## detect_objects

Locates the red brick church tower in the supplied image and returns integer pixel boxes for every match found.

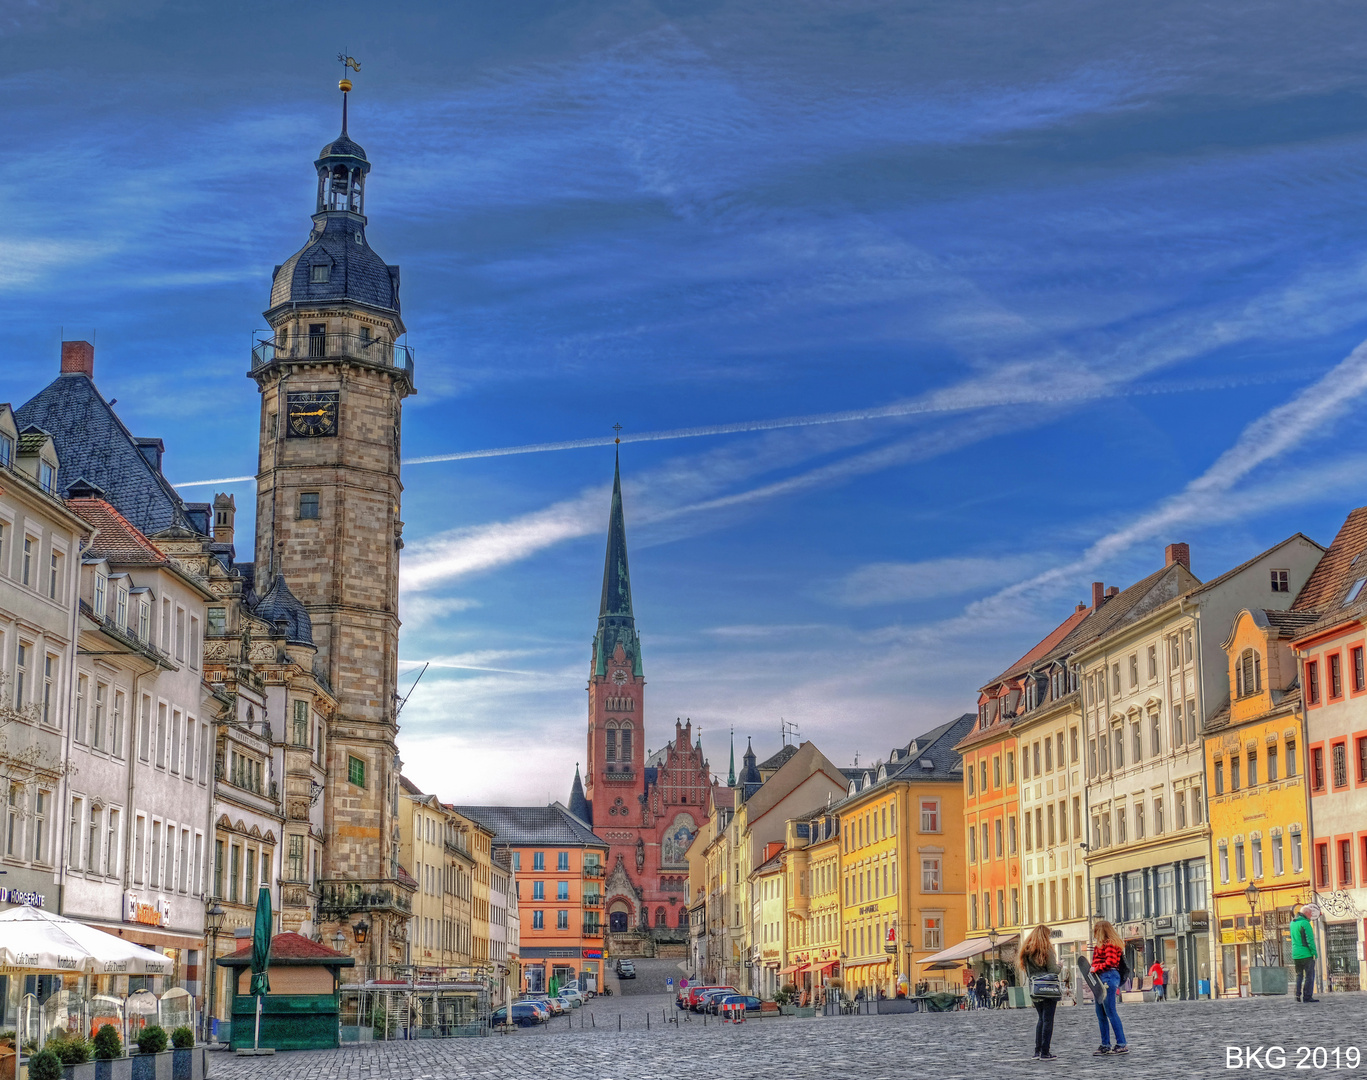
[571,450,714,946]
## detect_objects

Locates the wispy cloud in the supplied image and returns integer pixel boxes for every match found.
[836,556,1039,607]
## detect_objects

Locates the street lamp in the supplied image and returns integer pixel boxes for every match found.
[1245,881,1261,969]
[987,926,999,984]
[332,930,346,953]
[354,919,370,945]
[204,902,225,1044]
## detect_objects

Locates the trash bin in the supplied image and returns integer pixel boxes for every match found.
[1198,979,1211,999]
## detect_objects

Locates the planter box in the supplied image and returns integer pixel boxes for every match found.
[129,1051,172,1080]
[93,1059,133,1080]
[1007,987,1028,1009]
[63,1063,96,1080]
[793,1007,816,1018]
[1250,966,1289,996]
[777,1005,796,1016]
[874,999,917,1015]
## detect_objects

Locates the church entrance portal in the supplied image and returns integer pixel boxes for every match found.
[610,911,629,933]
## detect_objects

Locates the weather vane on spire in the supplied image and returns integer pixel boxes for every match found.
[613,423,623,445]
[336,52,361,132]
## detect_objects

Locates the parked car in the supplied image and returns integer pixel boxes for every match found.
[702,988,745,1014]
[714,994,764,1015]
[616,959,636,978]
[558,989,586,1008]
[686,985,734,1010]
[490,1002,544,1028]
[694,987,739,1012]
[518,995,555,1019]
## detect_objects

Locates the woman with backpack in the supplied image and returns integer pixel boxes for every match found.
[1090,920,1129,1056]
[1019,924,1063,1060]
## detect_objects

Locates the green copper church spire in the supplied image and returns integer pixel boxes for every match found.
[593,437,643,678]
[727,729,736,786]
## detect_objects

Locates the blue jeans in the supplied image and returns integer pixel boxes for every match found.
[1094,970,1126,1047]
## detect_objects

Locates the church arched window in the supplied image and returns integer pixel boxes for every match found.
[605,722,617,762]
[620,722,633,762]
[656,907,667,927]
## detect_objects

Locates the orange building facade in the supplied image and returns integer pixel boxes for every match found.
[454,804,608,993]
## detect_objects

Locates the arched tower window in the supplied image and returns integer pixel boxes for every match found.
[605,722,618,763]
[620,721,633,763]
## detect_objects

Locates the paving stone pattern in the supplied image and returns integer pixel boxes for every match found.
[209,992,1367,1080]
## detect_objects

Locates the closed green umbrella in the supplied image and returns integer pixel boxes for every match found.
[250,884,272,1049]
[548,975,559,998]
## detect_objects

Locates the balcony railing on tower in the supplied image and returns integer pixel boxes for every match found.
[252,331,415,383]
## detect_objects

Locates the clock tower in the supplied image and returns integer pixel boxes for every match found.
[251,80,414,967]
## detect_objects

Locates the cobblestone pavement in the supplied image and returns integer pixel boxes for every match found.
[209,992,1367,1080]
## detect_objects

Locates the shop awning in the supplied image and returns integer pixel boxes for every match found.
[918,934,1019,966]
[777,963,809,976]
[842,956,891,969]
[819,962,839,975]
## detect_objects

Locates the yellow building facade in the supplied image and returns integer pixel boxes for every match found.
[781,810,841,999]
[838,716,973,997]
[1207,608,1315,996]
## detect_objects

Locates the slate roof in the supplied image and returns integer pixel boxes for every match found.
[451,803,606,848]
[1263,610,1322,638]
[567,767,591,825]
[269,211,401,316]
[845,714,974,797]
[67,498,169,566]
[252,574,314,646]
[758,744,799,773]
[15,373,197,536]
[318,131,369,169]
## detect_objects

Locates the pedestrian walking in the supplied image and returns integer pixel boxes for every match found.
[1019,924,1063,1061]
[1090,920,1129,1056]
[975,973,988,1009]
[1147,959,1165,1001]
[1291,904,1320,1003]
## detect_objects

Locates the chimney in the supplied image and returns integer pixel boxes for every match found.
[213,492,236,545]
[1075,602,1088,613]
[1165,542,1191,569]
[61,340,94,378]
[1106,585,1119,598]
[1091,582,1106,609]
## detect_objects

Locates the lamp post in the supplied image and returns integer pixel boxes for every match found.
[1245,882,1261,970]
[987,926,999,985]
[204,901,225,1044]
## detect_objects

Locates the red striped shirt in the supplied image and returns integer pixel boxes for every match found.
[1091,942,1123,974]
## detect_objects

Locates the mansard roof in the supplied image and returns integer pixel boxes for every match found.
[269,212,401,317]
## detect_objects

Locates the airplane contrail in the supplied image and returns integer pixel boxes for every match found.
[170,371,1299,488]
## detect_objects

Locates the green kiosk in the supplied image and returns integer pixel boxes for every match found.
[219,932,356,1050]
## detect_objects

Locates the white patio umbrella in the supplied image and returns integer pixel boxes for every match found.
[0,906,173,975]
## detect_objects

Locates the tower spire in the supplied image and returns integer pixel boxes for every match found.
[593,439,641,677]
[727,729,736,786]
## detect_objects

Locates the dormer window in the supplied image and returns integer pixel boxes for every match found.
[0,433,11,468]
[94,572,107,618]
[310,264,331,284]
[38,461,55,494]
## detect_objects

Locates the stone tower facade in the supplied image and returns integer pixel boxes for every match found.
[250,86,415,969]
[580,453,713,946]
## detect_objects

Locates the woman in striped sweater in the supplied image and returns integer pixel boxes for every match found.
[1090,920,1129,1056]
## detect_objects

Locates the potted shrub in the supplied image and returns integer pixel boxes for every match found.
[93,1024,128,1080]
[169,1028,194,1080]
[132,1027,167,1080]
[774,982,799,1015]
[29,1050,64,1080]
[47,1032,94,1080]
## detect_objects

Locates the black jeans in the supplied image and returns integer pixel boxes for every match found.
[1295,958,1316,1000]
[1034,998,1057,1054]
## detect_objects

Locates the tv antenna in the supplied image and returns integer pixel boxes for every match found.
[780,718,801,746]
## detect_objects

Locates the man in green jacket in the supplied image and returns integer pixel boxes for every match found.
[1291,903,1320,1003]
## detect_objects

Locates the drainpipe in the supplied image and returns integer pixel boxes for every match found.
[56,529,94,919]
[1290,645,1324,996]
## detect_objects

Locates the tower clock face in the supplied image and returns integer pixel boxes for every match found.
[286,392,339,438]
[613,669,628,685]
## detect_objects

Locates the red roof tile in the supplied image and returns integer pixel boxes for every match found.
[227,931,350,961]
[67,498,169,566]
[1293,507,1367,613]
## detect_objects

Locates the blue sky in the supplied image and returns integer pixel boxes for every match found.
[8,1,1367,803]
